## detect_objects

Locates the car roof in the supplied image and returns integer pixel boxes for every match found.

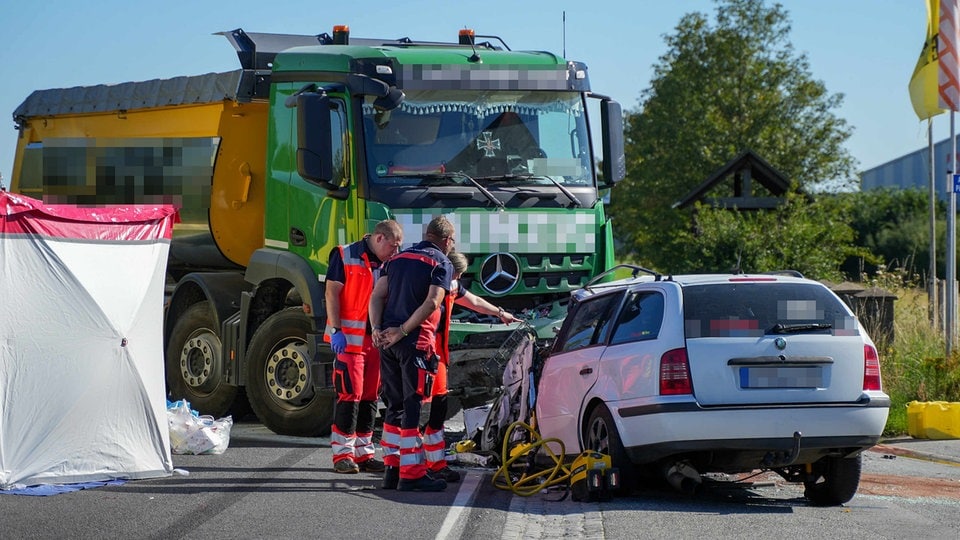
[576,272,821,299]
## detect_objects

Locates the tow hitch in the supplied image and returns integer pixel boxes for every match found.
[761,431,802,467]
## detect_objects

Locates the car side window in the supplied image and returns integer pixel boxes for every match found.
[556,292,622,353]
[610,291,664,345]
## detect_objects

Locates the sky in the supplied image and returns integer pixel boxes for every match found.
[0,0,936,188]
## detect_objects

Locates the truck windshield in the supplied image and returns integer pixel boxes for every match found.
[362,90,592,186]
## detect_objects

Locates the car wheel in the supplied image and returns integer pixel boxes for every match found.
[480,393,508,453]
[803,454,862,506]
[584,404,633,494]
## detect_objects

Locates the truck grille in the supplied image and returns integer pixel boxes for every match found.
[459,252,595,296]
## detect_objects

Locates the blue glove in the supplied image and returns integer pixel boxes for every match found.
[331,331,347,354]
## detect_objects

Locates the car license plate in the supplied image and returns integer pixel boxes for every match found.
[739,366,823,388]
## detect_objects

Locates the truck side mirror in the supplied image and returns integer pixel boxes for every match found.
[346,74,405,111]
[295,92,335,186]
[600,99,625,186]
[374,87,405,112]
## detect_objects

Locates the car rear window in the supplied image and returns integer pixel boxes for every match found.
[682,282,855,338]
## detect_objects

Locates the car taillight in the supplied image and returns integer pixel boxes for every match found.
[660,348,692,395]
[863,344,882,391]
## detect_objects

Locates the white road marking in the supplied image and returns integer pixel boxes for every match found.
[435,469,483,540]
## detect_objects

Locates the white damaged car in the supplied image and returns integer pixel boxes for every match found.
[535,267,890,505]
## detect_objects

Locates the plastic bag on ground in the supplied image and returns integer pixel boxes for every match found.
[166,400,233,455]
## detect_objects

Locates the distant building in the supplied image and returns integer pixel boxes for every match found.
[861,136,959,197]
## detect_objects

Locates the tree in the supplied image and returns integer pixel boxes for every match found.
[611,0,857,274]
[674,193,869,282]
[837,188,945,279]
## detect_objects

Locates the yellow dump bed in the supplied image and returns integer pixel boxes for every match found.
[11,71,268,269]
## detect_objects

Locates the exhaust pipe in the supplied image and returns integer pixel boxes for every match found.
[663,461,701,495]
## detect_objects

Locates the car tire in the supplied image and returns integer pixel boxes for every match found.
[803,454,862,506]
[480,393,508,453]
[584,404,634,495]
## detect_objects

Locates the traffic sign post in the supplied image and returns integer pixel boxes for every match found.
[949,167,958,357]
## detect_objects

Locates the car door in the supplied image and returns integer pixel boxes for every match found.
[537,290,623,448]
[592,287,671,402]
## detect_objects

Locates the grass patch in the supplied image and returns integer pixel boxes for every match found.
[867,272,960,436]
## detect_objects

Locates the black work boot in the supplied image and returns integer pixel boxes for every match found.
[398,474,447,492]
[431,466,461,483]
[381,466,399,490]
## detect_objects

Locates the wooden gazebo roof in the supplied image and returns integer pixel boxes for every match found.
[673,150,791,210]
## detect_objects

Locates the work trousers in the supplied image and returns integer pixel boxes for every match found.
[423,361,449,472]
[331,335,380,465]
[380,342,432,479]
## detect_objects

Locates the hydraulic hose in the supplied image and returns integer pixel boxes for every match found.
[491,421,572,497]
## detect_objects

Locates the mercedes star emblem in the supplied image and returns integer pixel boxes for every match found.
[479,252,521,295]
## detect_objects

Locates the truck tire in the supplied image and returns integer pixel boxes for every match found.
[165,302,237,417]
[803,454,862,506]
[245,307,334,436]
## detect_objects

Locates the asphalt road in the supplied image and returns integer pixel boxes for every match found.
[3,422,960,540]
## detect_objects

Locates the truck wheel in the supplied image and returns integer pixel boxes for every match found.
[803,454,862,506]
[245,307,334,436]
[584,404,634,494]
[165,302,237,417]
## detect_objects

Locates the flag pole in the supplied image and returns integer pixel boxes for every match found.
[930,120,939,330]
[940,0,960,357]
[912,0,946,331]
[949,112,957,356]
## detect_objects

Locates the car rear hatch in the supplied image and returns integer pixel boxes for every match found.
[681,279,869,406]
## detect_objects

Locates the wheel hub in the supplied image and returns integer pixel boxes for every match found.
[264,341,313,404]
[180,331,220,391]
[587,417,611,455]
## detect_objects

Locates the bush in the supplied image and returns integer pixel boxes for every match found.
[870,269,960,436]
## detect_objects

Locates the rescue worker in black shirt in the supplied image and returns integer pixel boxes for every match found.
[369,215,455,492]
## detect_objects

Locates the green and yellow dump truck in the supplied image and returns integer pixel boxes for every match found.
[9,27,625,435]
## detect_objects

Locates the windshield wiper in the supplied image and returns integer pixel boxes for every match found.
[377,172,504,208]
[475,173,582,208]
[542,175,582,208]
[769,323,833,334]
[432,172,505,209]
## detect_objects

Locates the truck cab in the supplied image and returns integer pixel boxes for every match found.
[269,28,625,413]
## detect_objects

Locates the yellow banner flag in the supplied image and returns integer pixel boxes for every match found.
[911,0,945,119]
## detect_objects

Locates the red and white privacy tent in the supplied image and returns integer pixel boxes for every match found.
[0,191,177,488]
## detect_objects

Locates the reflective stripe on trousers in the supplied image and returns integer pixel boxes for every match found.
[399,427,427,479]
[423,425,446,471]
[382,423,401,468]
[355,431,375,461]
[331,426,355,463]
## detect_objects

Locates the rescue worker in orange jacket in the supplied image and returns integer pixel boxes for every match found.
[325,219,403,474]
[423,251,519,481]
